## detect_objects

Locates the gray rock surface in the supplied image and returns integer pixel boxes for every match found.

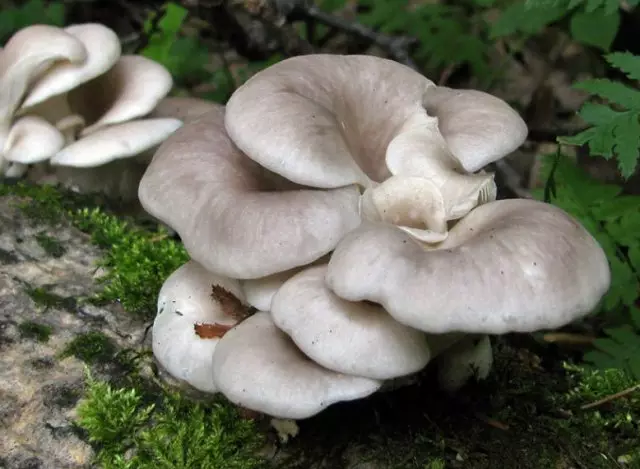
[0,195,149,469]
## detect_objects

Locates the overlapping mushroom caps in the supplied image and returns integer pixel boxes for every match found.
[138,102,361,279]
[140,54,611,421]
[327,198,611,332]
[0,23,182,198]
[224,54,528,241]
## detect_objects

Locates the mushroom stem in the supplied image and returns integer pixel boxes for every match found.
[55,114,86,144]
[437,335,493,391]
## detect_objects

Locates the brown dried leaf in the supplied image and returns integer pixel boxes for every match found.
[211,284,249,320]
[194,322,233,339]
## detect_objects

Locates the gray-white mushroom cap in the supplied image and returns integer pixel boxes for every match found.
[212,312,382,419]
[270,265,432,380]
[2,115,65,164]
[240,255,330,311]
[72,55,174,136]
[422,86,528,173]
[240,267,303,311]
[138,104,361,279]
[224,54,526,239]
[0,25,86,146]
[50,117,182,167]
[19,23,121,110]
[152,260,246,394]
[327,198,611,335]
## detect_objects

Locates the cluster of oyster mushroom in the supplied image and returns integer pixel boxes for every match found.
[0,23,182,200]
[138,54,611,422]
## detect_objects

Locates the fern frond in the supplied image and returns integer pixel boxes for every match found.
[537,155,640,376]
[559,54,640,178]
[584,308,640,379]
[526,0,639,14]
[606,52,640,82]
[496,0,622,50]
[534,154,640,311]
[358,1,492,81]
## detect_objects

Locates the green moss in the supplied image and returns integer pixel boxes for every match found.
[18,321,52,342]
[61,331,117,365]
[272,341,639,469]
[1,181,188,319]
[76,373,267,469]
[71,207,188,319]
[560,364,639,464]
[5,176,638,469]
[35,231,66,258]
[25,286,77,312]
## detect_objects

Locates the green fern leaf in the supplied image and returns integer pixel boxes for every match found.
[490,2,567,38]
[606,52,640,82]
[359,1,491,81]
[534,154,640,311]
[560,71,640,178]
[574,78,640,108]
[0,0,66,41]
[584,321,640,379]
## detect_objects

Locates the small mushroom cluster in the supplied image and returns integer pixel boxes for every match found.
[139,55,611,421]
[0,23,182,199]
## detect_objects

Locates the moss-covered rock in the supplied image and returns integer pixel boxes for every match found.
[1,180,638,469]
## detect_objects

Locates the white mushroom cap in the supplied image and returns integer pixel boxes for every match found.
[20,23,121,110]
[224,54,519,232]
[381,111,498,224]
[225,54,433,189]
[241,268,302,311]
[0,25,86,130]
[212,312,382,419]
[68,55,173,136]
[225,55,526,192]
[149,96,222,124]
[152,260,246,394]
[327,199,611,335]
[240,255,330,310]
[49,118,183,167]
[138,104,361,279]
[270,265,431,380]
[360,174,495,243]
[2,115,65,164]
[422,86,528,172]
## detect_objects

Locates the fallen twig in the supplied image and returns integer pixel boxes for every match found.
[580,383,640,410]
[543,332,596,346]
[474,412,510,431]
[303,4,418,69]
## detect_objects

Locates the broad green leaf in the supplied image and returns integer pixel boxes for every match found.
[570,7,619,51]
[585,0,619,14]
